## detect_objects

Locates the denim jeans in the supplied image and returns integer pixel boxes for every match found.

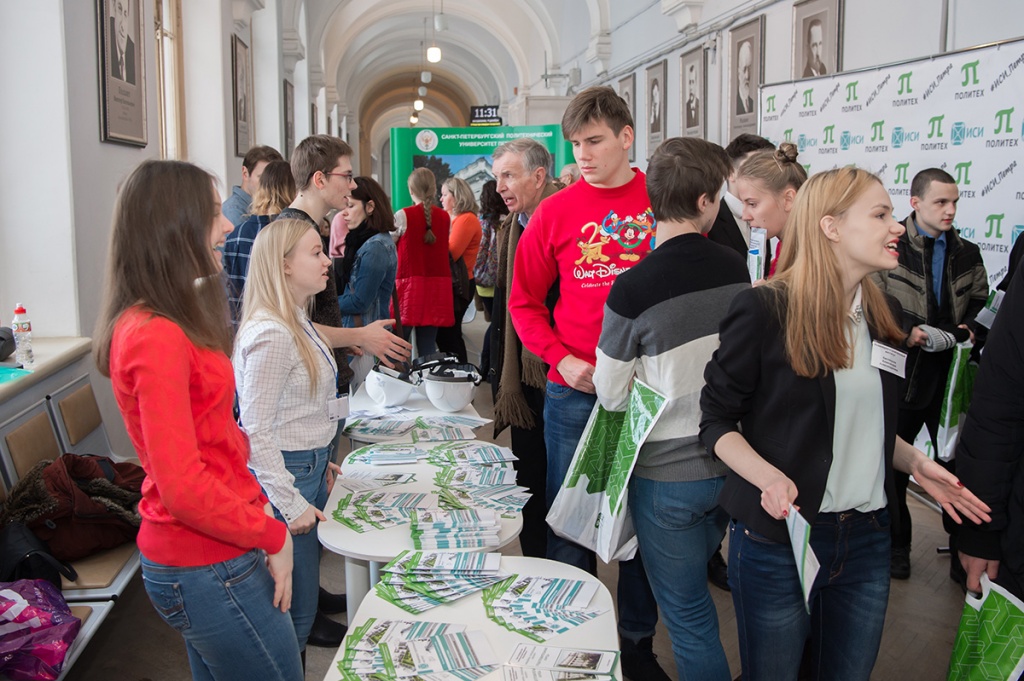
[403,326,438,357]
[543,381,659,641]
[630,476,731,681]
[276,444,331,650]
[728,509,892,681]
[141,550,303,681]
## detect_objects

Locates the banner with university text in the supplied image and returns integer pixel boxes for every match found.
[760,38,1024,285]
[390,125,572,211]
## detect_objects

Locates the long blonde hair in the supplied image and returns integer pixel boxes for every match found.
[768,167,905,378]
[240,219,329,395]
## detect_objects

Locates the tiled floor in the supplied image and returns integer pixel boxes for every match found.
[65,311,971,680]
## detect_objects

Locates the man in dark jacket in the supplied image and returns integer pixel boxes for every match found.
[873,168,989,580]
[490,137,560,560]
[956,265,1024,599]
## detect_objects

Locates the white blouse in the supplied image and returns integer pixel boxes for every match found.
[233,308,338,522]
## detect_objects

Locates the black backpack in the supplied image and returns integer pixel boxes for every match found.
[0,521,77,590]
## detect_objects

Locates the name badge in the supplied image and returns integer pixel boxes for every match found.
[871,341,907,378]
[327,394,350,422]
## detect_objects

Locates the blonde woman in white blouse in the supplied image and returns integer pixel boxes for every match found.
[234,218,345,654]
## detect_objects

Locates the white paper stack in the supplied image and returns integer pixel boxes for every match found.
[374,551,507,614]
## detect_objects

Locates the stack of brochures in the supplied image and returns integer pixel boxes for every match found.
[373,551,508,613]
[346,442,427,466]
[338,617,498,680]
[426,441,518,468]
[332,470,416,493]
[343,417,418,442]
[501,643,620,680]
[409,509,503,550]
[482,575,608,642]
[436,483,531,517]
[331,490,439,533]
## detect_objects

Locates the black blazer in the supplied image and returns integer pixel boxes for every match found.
[706,201,748,260]
[700,286,901,543]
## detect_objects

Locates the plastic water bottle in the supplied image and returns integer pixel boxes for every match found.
[12,304,34,369]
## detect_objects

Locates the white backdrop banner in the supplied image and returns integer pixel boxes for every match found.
[760,38,1024,286]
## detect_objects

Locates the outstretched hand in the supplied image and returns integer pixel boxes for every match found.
[911,456,992,525]
[357,319,412,367]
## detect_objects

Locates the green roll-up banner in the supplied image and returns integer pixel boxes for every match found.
[389,124,572,209]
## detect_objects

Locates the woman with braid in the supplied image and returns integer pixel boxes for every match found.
[392,167,453,355]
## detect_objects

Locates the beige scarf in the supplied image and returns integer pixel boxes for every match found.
[493,183,560,432]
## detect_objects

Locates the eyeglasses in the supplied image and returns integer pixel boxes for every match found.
[323,171,355,182]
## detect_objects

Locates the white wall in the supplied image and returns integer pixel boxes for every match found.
[0,5,79,336]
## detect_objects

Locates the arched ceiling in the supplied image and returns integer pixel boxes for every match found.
[279,0,612,174]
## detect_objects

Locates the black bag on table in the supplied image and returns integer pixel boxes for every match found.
[0,522,77,590]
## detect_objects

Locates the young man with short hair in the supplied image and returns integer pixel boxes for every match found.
[595,136,748,681]
[224,145,284,227]
[509,86,668,681]
[873,167,989,581]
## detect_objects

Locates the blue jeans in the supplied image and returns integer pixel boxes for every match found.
[404,326,438,357]
[141,550,303,681]
[728,509,892,681]
[543,381,659,641]
[275,444,331,650]
[630,476,731,681]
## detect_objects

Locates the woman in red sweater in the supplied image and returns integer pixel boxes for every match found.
[94,160,302,681]
[436,176,482,362]
[393,168,453,356]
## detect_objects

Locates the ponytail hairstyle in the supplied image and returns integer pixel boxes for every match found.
[767,167,905,378]
[736,141,807,196]
[408,167,438,245]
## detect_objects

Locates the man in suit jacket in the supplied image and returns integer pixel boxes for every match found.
[803,19,827,78]
[109,0,135,85]
[735,40,754,115]
[708,134,775,261]
[685,65,700,128]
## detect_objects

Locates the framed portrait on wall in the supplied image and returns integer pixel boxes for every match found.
[232,35,253,157]
[729,16,765,139]
[679,47,706,139]
[793,0,843,79]
[283,80,295,161]
[618,73,636,162]
[645,60,668,156]
[96,0,147,146]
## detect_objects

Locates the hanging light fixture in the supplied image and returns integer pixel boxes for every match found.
[418,85,428,97]
[410,112,419,125]
[427,1,442,62]
[434,0,449,31]
[414,99,425,111]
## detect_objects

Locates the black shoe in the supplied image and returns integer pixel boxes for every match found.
[318,587,348,615]
[620,636,671,681]
[708,549,730,591]
[307,611,347,648]
[891,545,911,580]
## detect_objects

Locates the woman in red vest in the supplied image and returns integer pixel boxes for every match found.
[392,167,453,356]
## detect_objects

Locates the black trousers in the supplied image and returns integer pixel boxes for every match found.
[892,388,945,549]
[511,383,548,558]
[436,293,471,363]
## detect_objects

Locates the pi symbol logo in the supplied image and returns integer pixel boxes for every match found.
[840,130,851,150]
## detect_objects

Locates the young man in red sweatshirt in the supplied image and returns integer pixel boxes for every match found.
[508,86,668,681]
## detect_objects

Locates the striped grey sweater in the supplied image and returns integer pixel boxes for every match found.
[594,233,749,482]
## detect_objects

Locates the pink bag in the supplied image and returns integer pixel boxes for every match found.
[0,580,81,680]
